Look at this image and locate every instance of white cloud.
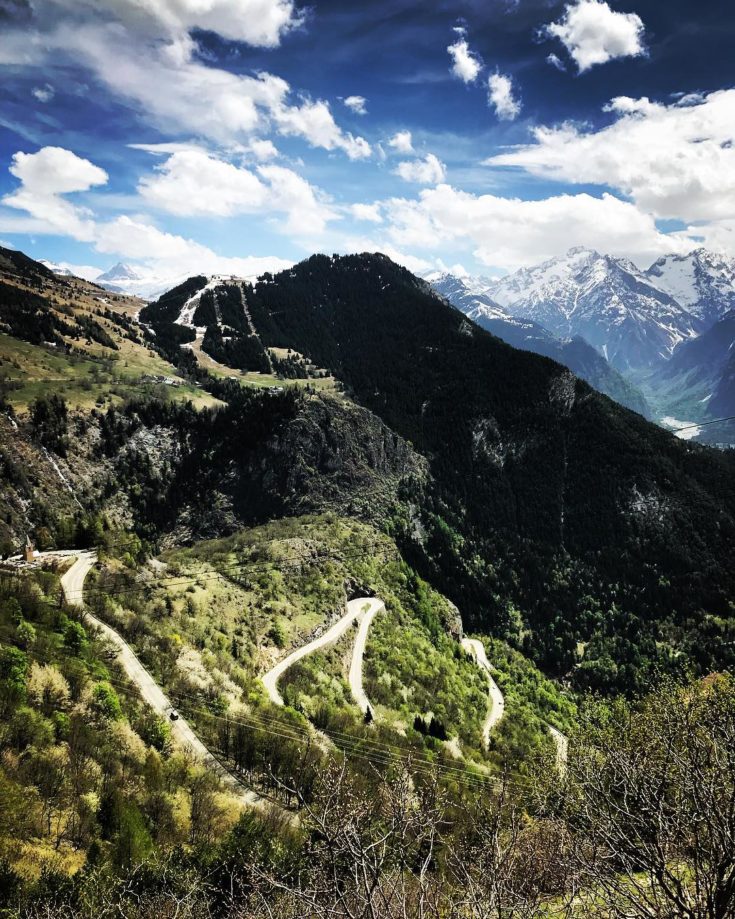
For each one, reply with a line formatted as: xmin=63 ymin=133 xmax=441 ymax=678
xmin=351 ymin=203 xmax=383 ymax=223
xmin=271 ymin=94 xmax=371 ymax=159
xmin=486 ymin=90 xmax=735 ymax=222
xmin=487 ymin=72 xmax=520 ymax=121
xmin=47 ymin=0 xmax=301 ymax=48
xmin=94 ymin=215 xmax=291 ymax=277
xmin=546 ymin=53 xmax=566 ymax=71
xmin=32 ymin=84 xmax=54 ymax=102
xmin=138 ymin=149 xmax=338 ymax=236
xmin=258 ymin=163 xmax=338 ymax=236
xmin=447 ymin=30 xmax=482 ymax=83
xmin=388 ymin=130 xmax=414 ymax=154
xmin=138 ymin=150 xmax=266 ymax=216
xmin=545 ymin=0 xmax=645 ymax=72
xmin=382 ymin=184 xmax=690 ymax=270
xmin=1 ymin=146 xmax=297 ymax=278
xmin=247 ymin=139 xmax=280 ymax=161
xmin=343 ymin=95 xmax=367 ymax=115
xmin=0 ymin=12 xmax=369 ymax=159
xmin=3 ymin=147 xmax=108 ymax=241
xmin=394 ymin=154 xmax=446 ymax=185
xmin=8 ymin=146 xmax=107 ymax=195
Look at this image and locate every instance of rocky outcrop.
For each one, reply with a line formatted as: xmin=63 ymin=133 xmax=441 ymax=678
xmin=0 ymin=393 xmax=428 ymax=550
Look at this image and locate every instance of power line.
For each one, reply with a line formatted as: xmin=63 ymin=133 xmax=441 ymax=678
xmin=21 ymin=646 xmax=511 ymax=794
xmin=673 ymin=414 xmax=735 ymax=434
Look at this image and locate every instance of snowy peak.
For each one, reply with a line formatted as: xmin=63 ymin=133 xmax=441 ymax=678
xmin=484 ymin=248 xmax=700 ymax=371
xmin=645 ymin=248 xmax=735 ymax=326
xmin=98 ymin=262 xmax=142 ymax=283
xmin=39 ymin=259 xmax=76 ymax=277
xmin=427 ymin=265 xmax=651 ymax=416
xmin=427 ymin=272 xmax=510 ymax=323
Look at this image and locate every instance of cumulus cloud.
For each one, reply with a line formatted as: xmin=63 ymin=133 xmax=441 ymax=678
xmin=351 ymin=203 xmax=383 ymax=223
xmin=138 ymin=150 xmax=266 ymax=216
xmin=271 ymin=93 xmax=371 ymax=159
xmin=388 ymin=131 xmax=414 ymax=154
xmin=93 ymin=214 xmax=291 ymax=277
xmin=382 ymin=184 xmax=689 ymax=270
xmin=3 ymin=146 xmax=108 ymax=241
xmin=447 ymin=29 xmax=482 ymax=83
xmin=0 ymin=7 xmax=369 ymax=159
xmin=394 ymin=154 xmax=446 ymax=185
xmin=0 ymin=146 xmax=302 ymax=277
xmin=485 ymin=89 xmax=735 ymax=222
xmin=138 ymin=149 xmax=337 ymax=235
xmin=45 ymin=0 xmax=301 ymax=48
xmin=8 ymin=146 xmax=107 ymax=195
xmin=247 ymin=139 xmax=279 ymax=161
xmin=545 ymin=0 xmax=645 ymax=72
xmin=258 ymin=163 xmax=338 ymax=236
xmin=487 ymin=72 xmax=520 ymax=121
xmin=343 ymin=95 xmax=367 ymax=115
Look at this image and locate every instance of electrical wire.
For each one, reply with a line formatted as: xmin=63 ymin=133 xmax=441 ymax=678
xmin=21 ymin=645 xmax=514 ymax=794
xmin=673 ymin=414 xmax=735 ymax=434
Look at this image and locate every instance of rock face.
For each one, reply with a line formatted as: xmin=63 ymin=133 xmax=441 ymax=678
xmin=265 ymin=397 xmax=428 ymax=521
xmin=0 ymin=393 xmax=426 ymax=549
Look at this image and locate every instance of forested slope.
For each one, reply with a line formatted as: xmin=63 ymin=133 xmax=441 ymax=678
xmin=239 ymin=254 xmax=735 ymax=686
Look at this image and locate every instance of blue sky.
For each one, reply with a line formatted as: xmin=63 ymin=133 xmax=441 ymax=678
xmin=0 ymin=0 xmax=733 ymax=284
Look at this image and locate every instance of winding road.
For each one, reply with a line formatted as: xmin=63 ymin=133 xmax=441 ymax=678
xmin=261 ymin=597 xmax=383 ymax=709
xmin=548 ymin=724 xmax=569 ymax=770
xmin=55 ymin=552 xmax=263 ymax=807
xmin=461 ymin=637 xmax=506 ymax=747
xmin=348 ymin=599 xmax=384 ymax=714
xmin=462 ymin=635 xmax=568 ymax=767
xmin=55 ymin=552 xmax=566 ymax=779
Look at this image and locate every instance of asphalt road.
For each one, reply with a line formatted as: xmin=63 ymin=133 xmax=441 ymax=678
xmin=262 ymin=596 xmax=381 ymax=707
xmin=461 ymin=637 xmax=506 ymax=747
xmin=56 ymin=552 xmax=263 ymax=807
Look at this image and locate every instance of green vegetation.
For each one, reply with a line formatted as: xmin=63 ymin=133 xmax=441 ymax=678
xmin=0 ymin=567 xmax=243 ymax=899
xmin=231 ymin=253 xmax=735 ymax=693
xmin=89 ymin=515 xmax=546 ymax=767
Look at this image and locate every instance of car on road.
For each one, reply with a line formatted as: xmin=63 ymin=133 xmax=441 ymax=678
xmin=168 ymin=708 xmax=179 ymax=721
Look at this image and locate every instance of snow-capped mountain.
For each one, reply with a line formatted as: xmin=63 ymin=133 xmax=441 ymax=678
xmin=484 ymin=247 xmax=702 ymax=372
xmin=97 ymin=262 xmax=141 ymax=285
xmin=425 ymin=271 xmax=508 ymax=323
xmin=645 ymin=249 xmax=735 ymax=328
xmin=428 ymin=270 xmax=650 ymax=416
xmin=96 ymin=264 xmax=196 ymax=300
xmin=39 ymin=259 xmax=77 ymax=277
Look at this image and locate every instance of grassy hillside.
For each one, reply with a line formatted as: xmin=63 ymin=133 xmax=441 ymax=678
xmin=0 ymin=248 xmax=217 ymax=411
xmin=0 ymin=564 xmax=244 ymax=892
xmin=86 ymin=515 xmax=570 ymax=773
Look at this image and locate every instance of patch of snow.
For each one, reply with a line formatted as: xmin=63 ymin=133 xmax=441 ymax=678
xmin=660 ymin=416 xmax=702 ymax=440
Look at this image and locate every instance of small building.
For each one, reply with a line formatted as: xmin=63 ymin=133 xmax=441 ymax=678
xmin=24 ymin=535 xmax=38 ymax=563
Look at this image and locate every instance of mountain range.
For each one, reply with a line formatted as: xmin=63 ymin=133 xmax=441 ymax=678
xmin=2 ymin=244 xmax=735 ymax=694
xmin=426 ymin=247 xmax=735 ymax=442
xmin=38 ymin=244 xmax=735 ymax=441
xmin=427 ymin=269 xmax=651 ymax=416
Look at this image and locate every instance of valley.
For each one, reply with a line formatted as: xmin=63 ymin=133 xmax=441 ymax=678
xmin=428 ymin=247 xmax=735 ymax=446
xmin=0 ymin=244 xmax=732 ymax=916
